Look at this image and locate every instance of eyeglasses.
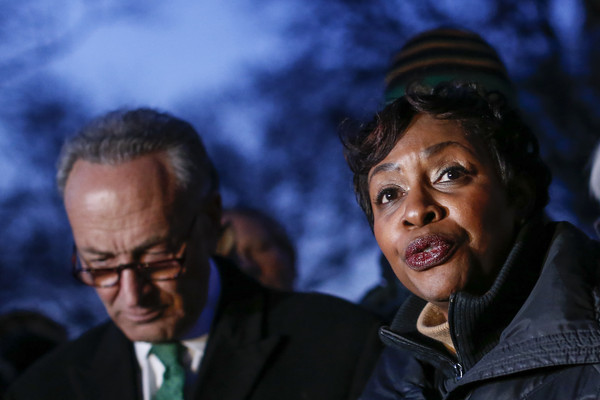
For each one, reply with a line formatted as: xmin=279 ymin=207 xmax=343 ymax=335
xmin=72 ymin=251 xmax=186 ymax=288
xmin=72 ymin=217 xmax=196 ymax=288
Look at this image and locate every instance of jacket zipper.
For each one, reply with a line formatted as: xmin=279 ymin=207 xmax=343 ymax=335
xmin=449 ymin=294 xmax=463 ymax=380
xmin=381 ymin=329 xmax=463 ymax=380
xmin=453 ymin=363 xmax=464 ymax=380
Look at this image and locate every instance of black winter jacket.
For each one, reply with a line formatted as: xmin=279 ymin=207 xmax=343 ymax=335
xmin=361 ymin=221 xmax=600 ymax=400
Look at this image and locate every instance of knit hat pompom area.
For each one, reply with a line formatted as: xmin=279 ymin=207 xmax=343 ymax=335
xmin=384 ymin=27 xmax=515 ymax=105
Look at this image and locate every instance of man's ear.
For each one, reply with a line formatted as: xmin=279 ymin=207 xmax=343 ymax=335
xmin=508 ymin=176 xmax=536 ymax=221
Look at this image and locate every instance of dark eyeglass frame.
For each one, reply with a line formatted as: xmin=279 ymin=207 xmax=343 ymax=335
xmin=72 ymin=216 xmax=196 ymax=288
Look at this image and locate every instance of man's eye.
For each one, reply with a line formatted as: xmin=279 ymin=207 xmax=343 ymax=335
xmin=88 ymin=267 xmax=118 ymax=276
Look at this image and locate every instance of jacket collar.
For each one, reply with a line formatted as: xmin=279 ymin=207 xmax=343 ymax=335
xmin=459 ymin=221 xmax=600 ymax=385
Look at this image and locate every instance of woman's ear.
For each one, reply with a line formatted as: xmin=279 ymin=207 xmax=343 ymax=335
xmin=508 ymin=176 xmax=536 ymax=222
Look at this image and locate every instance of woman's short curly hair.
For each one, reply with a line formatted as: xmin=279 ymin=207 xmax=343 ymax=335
xmin=341 ymin=81 xmax=551 ymax=228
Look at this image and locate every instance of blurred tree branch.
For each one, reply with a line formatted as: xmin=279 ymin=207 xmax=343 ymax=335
xmin=0 ymin=0 xmax=159 ymax=86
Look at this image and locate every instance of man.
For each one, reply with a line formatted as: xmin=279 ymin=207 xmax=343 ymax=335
xmin=217 ymin=207 xmax=296 ymax=291
xmin=6 ymin=108 xmax=381 ymax=400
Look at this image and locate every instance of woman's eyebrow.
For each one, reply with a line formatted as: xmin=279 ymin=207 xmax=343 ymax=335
xmin=368 ymin=163 xmax=400 ymax=184
xmin=423 ymin=141 xmax=476 ymax=157
xmin=368 ymin=141 xmax=476 ymax=183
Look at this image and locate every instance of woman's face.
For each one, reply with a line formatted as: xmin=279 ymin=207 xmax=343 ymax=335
xmin=369 ymin=114 xmax=520 ymax=317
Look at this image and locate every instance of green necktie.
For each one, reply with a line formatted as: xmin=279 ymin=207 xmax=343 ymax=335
xmin=150 ymin=342 xmax=186 ymax=400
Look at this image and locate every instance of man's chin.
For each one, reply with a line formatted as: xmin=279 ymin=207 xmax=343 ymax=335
xmin=120 ymin=323 xmax=176 ymax=342
xmin=117 ymin=315 xmax=178 ymax=342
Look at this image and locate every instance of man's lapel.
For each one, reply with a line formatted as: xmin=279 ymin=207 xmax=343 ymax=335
xmin=193 ymin=258 xmax=285 ymax=400
xmin=68 ymin=323 xmax=141 ymax=400
xmin=195 ymin=334 xmax=283 ymax=399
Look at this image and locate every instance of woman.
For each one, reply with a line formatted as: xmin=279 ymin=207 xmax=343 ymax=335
xmin=342 ymin=81 xmax=600 ymax=399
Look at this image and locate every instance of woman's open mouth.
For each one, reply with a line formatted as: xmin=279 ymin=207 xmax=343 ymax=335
xmin=404 ymin=234 xmax=456 ymax=271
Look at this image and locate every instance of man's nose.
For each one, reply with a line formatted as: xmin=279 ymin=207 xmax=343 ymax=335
xmin=401 ymin=186 xmax=445 ymax=228
xmin=119 ymin=269 xmax=148 ymax=306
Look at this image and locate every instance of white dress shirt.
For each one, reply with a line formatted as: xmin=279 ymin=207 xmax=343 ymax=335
xmin=134 ymin=259 xmax=221 ymax=400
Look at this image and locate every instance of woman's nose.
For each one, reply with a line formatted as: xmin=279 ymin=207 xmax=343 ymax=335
xmin=401 ymin=186 xmax=445 ymax=228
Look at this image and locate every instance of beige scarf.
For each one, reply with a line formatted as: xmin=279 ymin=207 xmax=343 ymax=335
xmin=416 ymin=302 xmax=456 ymax=354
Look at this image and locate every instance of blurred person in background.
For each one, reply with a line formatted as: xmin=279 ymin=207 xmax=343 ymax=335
xmin=216 ymin=207 xmax=296 ymax=291
xmin=359 ymin=254 xmax=410 ymax=323
xmin=342 ymin=28 xmax=600 ymax=399
xmin=6 ymin=108 xmax=382 ymax=400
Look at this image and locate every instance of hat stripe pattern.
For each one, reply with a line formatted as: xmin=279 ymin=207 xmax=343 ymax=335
xmin=384 ymin=28 xmax=513 ymax=104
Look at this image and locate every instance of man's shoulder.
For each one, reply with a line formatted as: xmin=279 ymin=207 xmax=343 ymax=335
xmin=274 ymin=289 xmax=379 ymax=321
xmin=210 ymin=263 xmax=383 ymax=399
xmin=24 ymin=320 xmax=119 ymax=365
xmin=218 ymin=258 xmax=380 ymax=326
xmin=256 ymin=288 xmax=382 ymax=343
xmin=253 ymin=288 xmax=383 ymax=399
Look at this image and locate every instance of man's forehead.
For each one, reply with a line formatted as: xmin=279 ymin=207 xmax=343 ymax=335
xmin=64 ymin=155 xmax=179 ymax=219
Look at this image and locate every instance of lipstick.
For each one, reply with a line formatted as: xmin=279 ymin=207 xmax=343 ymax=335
xmin=405 ymin=234 xmax=455 ymax=271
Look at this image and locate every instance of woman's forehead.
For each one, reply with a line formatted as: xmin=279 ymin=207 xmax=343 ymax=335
xmin=372 ymin=116 xmax=469 ymax=162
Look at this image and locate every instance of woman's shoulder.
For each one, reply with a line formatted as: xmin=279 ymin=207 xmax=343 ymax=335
xmin=541 ymin=220 xmax=600 ymax=278
xmin=464 ymin=362 xmax=600 ymax=400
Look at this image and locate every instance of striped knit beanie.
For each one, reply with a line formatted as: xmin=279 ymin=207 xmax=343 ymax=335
xmin=384 ymin=27 xmax=515 ymax=105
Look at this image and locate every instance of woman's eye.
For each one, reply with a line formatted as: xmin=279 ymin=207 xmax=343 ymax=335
xmin=376 ymin=188 xmax=400 ymax=204
xmin=437 ymin=166 xmax=468 ymax=183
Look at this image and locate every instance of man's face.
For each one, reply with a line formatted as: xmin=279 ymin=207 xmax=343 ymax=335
xmin=64 ymin=153 xmax=220 ymax=342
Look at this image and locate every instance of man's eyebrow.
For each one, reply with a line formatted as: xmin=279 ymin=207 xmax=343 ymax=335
xmin=133 ymin=235 xmax=171 ymax=252
xmin=368 ymin=140 xmax=476 ymax=183
xmin=77 ymin=247 xmax=113 ymax=257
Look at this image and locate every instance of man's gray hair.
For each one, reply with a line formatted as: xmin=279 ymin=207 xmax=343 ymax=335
xmin=56 ymin=108 xmax=218 ymax=197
